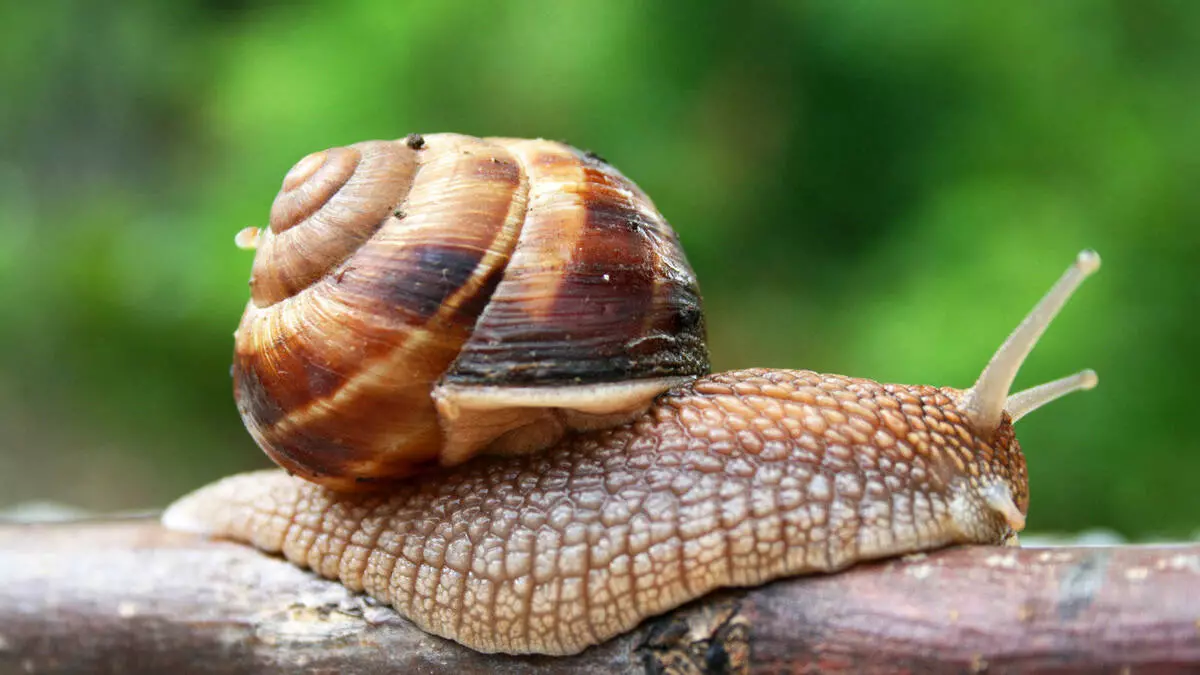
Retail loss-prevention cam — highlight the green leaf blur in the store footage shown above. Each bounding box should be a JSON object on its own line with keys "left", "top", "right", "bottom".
{"left": 1, "top": 0, "right": 1196, "bottom": 538}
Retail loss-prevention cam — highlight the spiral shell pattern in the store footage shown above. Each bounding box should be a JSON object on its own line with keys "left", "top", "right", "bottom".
{"left": 233, "top": 134, "right": 709, "bottom": 490}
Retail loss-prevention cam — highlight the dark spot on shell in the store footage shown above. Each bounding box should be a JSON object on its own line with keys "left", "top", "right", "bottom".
{"left": 413, "top": 246, "right": 484, "bottom": 318}
{"left": 233, "top": 360, "right": 287, "bottom": 427}
{"left": 393, "top": 209, "right": 406, "bottom": 219}
{"left": 267, "top": 431, "right": 361, "bottom": 480}
{"left": 450, "top": 257, "right": 506, "bottom": 324}
{"left": 405, "top": 133, "right": 426, "bottom": 150}
{"left": 583, "top": 149, "right": 609, "bottom": 165}
{"left": 343, "top": 245, "right": 485, "bottom": 320}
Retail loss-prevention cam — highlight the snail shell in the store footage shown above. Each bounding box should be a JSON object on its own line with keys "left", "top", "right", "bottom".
{"left": 234, "top": 134, "right": 709, "bottom": 491}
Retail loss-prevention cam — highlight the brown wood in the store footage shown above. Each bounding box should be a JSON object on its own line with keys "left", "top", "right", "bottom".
{"left": 0, "top": 520, "right": 1197, "bottom": 674}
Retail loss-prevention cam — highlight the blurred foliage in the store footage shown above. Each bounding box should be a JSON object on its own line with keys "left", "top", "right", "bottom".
{"left": 0, "top": 0, "right": 1196, "bottom": 538}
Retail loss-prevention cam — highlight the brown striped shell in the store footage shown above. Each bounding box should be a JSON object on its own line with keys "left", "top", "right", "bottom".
{"left": 233, "top": 134, "right": 709, "bottom": 491}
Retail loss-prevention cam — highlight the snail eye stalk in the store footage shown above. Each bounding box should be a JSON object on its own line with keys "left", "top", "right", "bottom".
{"left": 1005, "top": 369, "right": 1098, "bottom": 423}
{"left": 960, "top": 250, "right": 1100, "bottom": 436}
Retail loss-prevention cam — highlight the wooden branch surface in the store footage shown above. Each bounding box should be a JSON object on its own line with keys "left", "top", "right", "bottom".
{"left": 1, "top": 520, "right": 1197, "bottom": 674}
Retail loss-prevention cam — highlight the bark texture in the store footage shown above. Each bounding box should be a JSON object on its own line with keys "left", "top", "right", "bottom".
{"left": 1, "top": 520, "right": 1197, "bottom": 674}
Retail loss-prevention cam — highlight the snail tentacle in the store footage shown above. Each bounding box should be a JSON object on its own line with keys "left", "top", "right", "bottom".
{"left": 1006, "top": 369, "right": 1099, "bottom": 423}
{"left": 960, "top": 250, "right": 1100, "bottom": 437}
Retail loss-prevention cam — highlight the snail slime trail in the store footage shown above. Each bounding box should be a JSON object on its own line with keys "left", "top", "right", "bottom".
{"left": 164, "top": 133, "right": 1101, "bottom": 656}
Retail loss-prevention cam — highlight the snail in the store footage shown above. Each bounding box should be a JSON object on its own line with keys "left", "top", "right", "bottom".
{"left": 163, "top": 133, "right": 1101, "bottom": 656}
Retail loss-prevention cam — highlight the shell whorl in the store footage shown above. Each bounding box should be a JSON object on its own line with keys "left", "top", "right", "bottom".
{"left": 232, "top": 134, "right": 709, "bottom": 490}
{"left": 251, "top": 142, "right": 419, "bottom": 306}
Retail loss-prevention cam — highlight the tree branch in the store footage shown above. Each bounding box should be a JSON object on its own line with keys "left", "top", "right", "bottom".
{"left": 1, "top": 521, "right": 1197, "bottom": 674}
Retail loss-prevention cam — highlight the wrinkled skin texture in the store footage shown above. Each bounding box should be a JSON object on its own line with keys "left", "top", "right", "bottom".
{"left": 165, "top": 368, "right": 1028, "bottom": 655}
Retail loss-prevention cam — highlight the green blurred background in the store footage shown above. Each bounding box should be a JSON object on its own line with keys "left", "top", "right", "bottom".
{"left": 1, "top": 1, "right": 1196, "bottom": 538}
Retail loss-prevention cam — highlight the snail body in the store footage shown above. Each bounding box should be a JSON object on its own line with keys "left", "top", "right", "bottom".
{"left": 165, "top": 133, "right": 1101, "bottom": 655}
